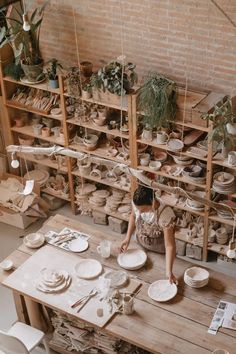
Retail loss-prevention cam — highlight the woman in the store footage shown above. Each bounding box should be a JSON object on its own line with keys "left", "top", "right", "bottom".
{"left": 120, "top": 185, "right": 177, "bottom": 284}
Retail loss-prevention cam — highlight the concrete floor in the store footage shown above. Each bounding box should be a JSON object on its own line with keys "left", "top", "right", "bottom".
{"left": 0, "top": 204, "right": 235, "bottom": 353}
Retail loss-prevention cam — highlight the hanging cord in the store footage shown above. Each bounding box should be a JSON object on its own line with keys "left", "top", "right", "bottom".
{"left": 210, "top": 0, "right": 236, "bottom": 29}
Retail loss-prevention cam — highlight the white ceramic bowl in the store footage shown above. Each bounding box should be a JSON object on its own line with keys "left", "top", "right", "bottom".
{"left": 25, "top": 233, "right": 44, "bottom": 245}
{"left": 0, "top": 259, "right": 14, "bottom": 271}
{"left": 149, "top": 161, "right": 161, "bottom": 171}
{"left": 184, "top": 267, "right": 209, "bottom": 287}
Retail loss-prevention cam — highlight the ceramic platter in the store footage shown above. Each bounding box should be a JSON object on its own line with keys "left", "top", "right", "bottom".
{"left": 117, "top": 248, "right": 147, "bottom": 270}
{"left": 36, "top": 269, "right": 71, "bottom": 293}
{"left": 75, "top": 259, "right": 103, "bottom": 279}
{"left": 68, "top": 239, "right": 89, "bottom": 253}
{"left": 148, "top": 280, "right": 177, "bottom": 302}
{"left": 104, "top": 270, "right": 128, "bottom": 288}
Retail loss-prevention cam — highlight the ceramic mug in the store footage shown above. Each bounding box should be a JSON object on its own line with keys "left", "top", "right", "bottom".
{"left": 228, "top": 151, "right": 236, "bottom": 166}
{"left": 156, "top": 131, "right": 168, "bottom": 144}
{"left": 97, "top": 240, "right": 111, "bottom": 258}
{"left": 123, "top": 295, "right": 134, "bottom": 315}
{"left": 140, "top": 153, "right": 150, "bottom": 166}
{"left": 170, "top": 129, "right": 181, "bottom": 139}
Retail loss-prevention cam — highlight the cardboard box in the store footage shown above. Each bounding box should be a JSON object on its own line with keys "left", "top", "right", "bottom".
{"left": 0, "top": 173, "right": 40, "bottom": 229}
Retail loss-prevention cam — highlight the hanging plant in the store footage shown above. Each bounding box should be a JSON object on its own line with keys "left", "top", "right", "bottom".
{"left": 201, "top": 96, "right": 236, "bottom": 147}
{"left": 137, "top": 73, "right": 177, "bottom": 129}
{"left": 89, "top": 61, "right": 138, "bottom": 96}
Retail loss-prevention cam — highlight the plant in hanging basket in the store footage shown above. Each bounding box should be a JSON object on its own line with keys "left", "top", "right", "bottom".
{"left": 201, "top": 96, "right": 236, "bottom": 154}
{"left": 44, "top": 58, "right": 63, "bottom": 88}
{"left": 89, "top": 60, "right": 138, "bottom": 97}
{"left": 0, "top": 1, "right": 48, "bottom": 81}
{"left": 137, "top": 72, "right": 177, "bottom": 129}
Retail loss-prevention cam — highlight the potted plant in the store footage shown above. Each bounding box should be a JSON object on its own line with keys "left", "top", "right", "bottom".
{"left": 137, "top": 73, "right": 177, "bottom": 129}
{"left": 80, "top": 61, "right": 93, "bottom": 78}
{"left": 0, "top": 2, "right": 47, "bottom": 82}
{"left": 81, "top": 81, "right": 92, "bottom": 99}
{"left": 45, "top": 58, "right": 63, "bottom": 88}
{"left": 89, "top": 60, "right": 138, "bottom": 105}
{"left": 66, "top": 67, "right": 81, "bottom": 97}
{"left": 201, "top": 96, "right": 236, "bottom": 156}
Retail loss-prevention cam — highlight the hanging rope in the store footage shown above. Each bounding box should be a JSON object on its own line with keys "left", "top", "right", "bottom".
{"left": 210, "top": 0, "right": 236, "bottom": 29}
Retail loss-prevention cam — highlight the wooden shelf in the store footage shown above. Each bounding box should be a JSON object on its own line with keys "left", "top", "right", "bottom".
{"left": 64, "top": 93, "right": 128, "bottom": 111}
{"left": 69, "top": 142, "right": 130, "bottom": 166}
{"left": 137, "top": 165, "right": 206, "bottom": 189}
{"left": 213, "top": 157, "right": 236, "bottom": 171}
{"left": 11, "top": 125, "right": 65, "bottom": 146}
{"left": 67, "top": 117, "right": 129, "bottom": 139}
{"left": 3, "top": 76, "right": 60, "bottom": 94}
{"left": 18, "top": 153, "right": 67, "bottom": 173}
{"left": 137, "top": 138, "right": 207, "bottom": 162}
{"left": 161, "top": 194, "right": 205, "bottom": 217}
{"left": 72, "top": 168, "right": 130, "bottom": 192}
{"left": 42, "top": 188, "right": 71, "bottom": 201}
{"left": 209, "top": 214, "right": 235, "bottom": 227}
{"left": 174, "top": 120, "right": 209, "bottom": 132}
{"left": 75, "top": 201, "right": 129, "bottom": 221}
{"left": 6, "top": 100, "right": 62, "bottom": 121}
{"left": 207, "top": 243, "right": 235, "bottom": 257}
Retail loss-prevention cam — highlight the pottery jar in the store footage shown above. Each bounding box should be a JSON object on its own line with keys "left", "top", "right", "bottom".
{"left": 141, "top": 128, "right": 153, "bottom": 141}
{"left": 51, "top": 126, "right": 61, "bottom": 138}
{"left": 42, "top": 127, "right": 51, "bottom": 138}
{"left": 122, "top": 295, "right": 134, "bottom": 315}
{"left": 170, "top": 129, "right": 182, "bottom": 139}
{"left": 33, "top": 124, "right": 43, "bottom": 136}
{"left": 227, "top": 151, "right": 236, "bottom": 166}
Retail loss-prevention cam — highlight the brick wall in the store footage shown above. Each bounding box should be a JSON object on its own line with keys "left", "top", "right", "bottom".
{"left": 32, "top": 0, "right": 236, "bottom": 95}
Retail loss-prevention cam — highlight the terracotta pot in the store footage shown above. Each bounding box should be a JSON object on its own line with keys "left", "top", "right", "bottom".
{"left": 42, "top": 127, "right": 51, "bottom": 138}
{"left": 21, "top": 59, "right": 44, "bottom": 82}
{"left": 14, "top": 117, "right": 24, "bottom": 127}
{"left": 80, "top": 61, "right": 93, "bottom": 77}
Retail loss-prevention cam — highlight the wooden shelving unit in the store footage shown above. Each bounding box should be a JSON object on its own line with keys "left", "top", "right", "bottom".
{"left": 0, "top": 45, "right": 233, "bottom": 261}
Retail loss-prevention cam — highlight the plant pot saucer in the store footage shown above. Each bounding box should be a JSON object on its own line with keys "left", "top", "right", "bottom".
{"left": 20, "top": 75, "right": 46, "bottom": 85}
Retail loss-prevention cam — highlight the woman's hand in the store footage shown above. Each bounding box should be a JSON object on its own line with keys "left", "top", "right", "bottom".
{"left": 120, "top": 237, "right": 130, "bottom": 253}
{"left": 168, "top": 273, "right": 177, "bottom": 285}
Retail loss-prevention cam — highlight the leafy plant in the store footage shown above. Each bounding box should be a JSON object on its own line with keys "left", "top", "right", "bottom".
{"left": 137, "top": 73, "right": 177, "bottom": 129}
{"left": 0, "top": 1, "right": 48, "bottom": 65}
{"left": 66, "top": 66, "right": 81, "bottom": 97}
{"left": 3, "top": 61, "right": 23, "bottom": 80}
{"left": 201, "top": 96, "right": 236, "bottom": 144}
{"left": 45, "top": 58, "right": 63, "bottom": 80}
{"left": 90, "top": 61, "right": 138, "bottom": 96}
{"left": 82, "top": 81, "right": 92, "bottom": 93}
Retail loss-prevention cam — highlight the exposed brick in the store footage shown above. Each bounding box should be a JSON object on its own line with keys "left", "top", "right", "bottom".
{"left": 31, "top": 0, "right": 236, "bottom": 96}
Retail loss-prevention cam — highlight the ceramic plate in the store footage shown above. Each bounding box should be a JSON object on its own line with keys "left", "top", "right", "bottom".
{"left": 68, "top": 239, "right": 89, "bottom": 253}
{"left": 167, "top": 139, "right": 184, "bottom": 152}
{"left": 148, "top": 280, "right": 177, "bottom": 302}
{"left": 104, "top": 270, "right": 128, "bottom": 288}
{"left": 75, "top": 259, "right": 103, "bottom": 279}
{"left": 20, "top": 76, "right": 46, "bottom": 85}
{"left": 117, "top": 248, "right": 147, "bottom": 270}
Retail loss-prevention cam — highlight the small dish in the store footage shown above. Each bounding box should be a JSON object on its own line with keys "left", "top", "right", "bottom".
{"left": 68, "top": 239, "right": 89, "bottom": 253}
{"left": 75, "top": 259, "right": 103, "bottom": 279}
{"left": 0, "top": 259, "right": 14, "bottom": 271}
{"left": 167, "top": 139, "right": 184, "bottom": 152}
{"left": 149, "top": 161, "right": 161, "bottom": 171}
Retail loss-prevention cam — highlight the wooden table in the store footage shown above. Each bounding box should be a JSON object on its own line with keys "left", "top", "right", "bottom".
{"left": 1, "top": 214, "right": 236, "bottom": 354}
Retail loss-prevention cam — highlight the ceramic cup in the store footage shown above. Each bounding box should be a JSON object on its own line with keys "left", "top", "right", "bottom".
{"left": 42, "top": 127, "right": 51, "bottom": 137}
{"left": 97, "top": 240, "right": 111, "bottom": 258}
{"left": 170, "top": 129, "right": 181, "bottom": 139}
{"left": 228, "top": 151, "right": 236, "bottom": 166}
{"left": 33, "top": 124, "right": 43, "bottom": 136}
{"left": 141, "top": 128, "right": 153, "bottom": 141}
{"left": 51, "top": 126, "right": 61, "bottom": 138}
{"left": 212, "top": 350, "right": 229, "bottom": 354}
{"left": 123, "top": 295, "right": 134, "bottom": 315}
{"left": 156, "top": 131, "right": 168, "bottom": 144}
{"left": 140, "top": 153, "right": 150, "bottom": 166}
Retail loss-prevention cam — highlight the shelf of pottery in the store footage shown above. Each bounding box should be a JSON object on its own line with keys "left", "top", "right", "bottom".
{"left": 132, "top": 91, "right": 236, "bottom": 261}
{"left": 0, "top": 67, "right": 133, "bottom": 221}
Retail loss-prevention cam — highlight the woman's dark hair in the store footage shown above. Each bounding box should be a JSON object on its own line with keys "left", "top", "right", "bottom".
{"left": 133, "top": 185, "right": 153, "bottom": 206}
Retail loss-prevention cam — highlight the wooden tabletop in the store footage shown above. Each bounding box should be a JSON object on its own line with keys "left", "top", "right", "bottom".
{"left": 1, "top": 214, "right": 236, "bottom": 354}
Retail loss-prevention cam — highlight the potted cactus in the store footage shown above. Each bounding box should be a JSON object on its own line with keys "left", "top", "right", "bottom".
{"left": 45, "top": 58, "right": 63, "bottom": 88}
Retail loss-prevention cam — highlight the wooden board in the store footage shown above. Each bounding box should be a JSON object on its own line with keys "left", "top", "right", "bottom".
{"left": 3, "top": 245, "right": 141, "bottom": 328}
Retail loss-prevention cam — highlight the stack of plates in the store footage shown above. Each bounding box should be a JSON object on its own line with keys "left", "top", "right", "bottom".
{"left": 104, "top": 270, "right": 128, "bottom": 288}
{"left": 172, "top": 156, "right": 193, "bottom": 166}
{"left": 213, "top": 172, "right": 235, "bottom": 194}
{"left": 36, "top": 268, "right": 71, "bottom": 293}
{"left": 105, "top": 190, "right": 125, "bottom": 213}
{"left": 117, "top": 248, "right": 147, "bottom": 270}
{"left": 75, "top": 259, "right": 102, "bottom": 279}
{"left": 216, "top": 227, "right": 228, "bottom": 245}
{"left": 217, "top": 208, "right": 233, "bottom": 219}
{"left": 23, "top": 233, "right": 45, "bottom": 249}
{"left": 24, "top": 170, "right": 49, "bottom": 187}
{"left": 89, "top": 189, "right": 110, "bottom": 207}
{"left": 184, "top": 267, "right": 209, "bottom": 288}
{"left": 167, "top": 139, "right": 184, "bottom": 152}
{"left": 186, "top": 191, "right": 205, "bottom": 211}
